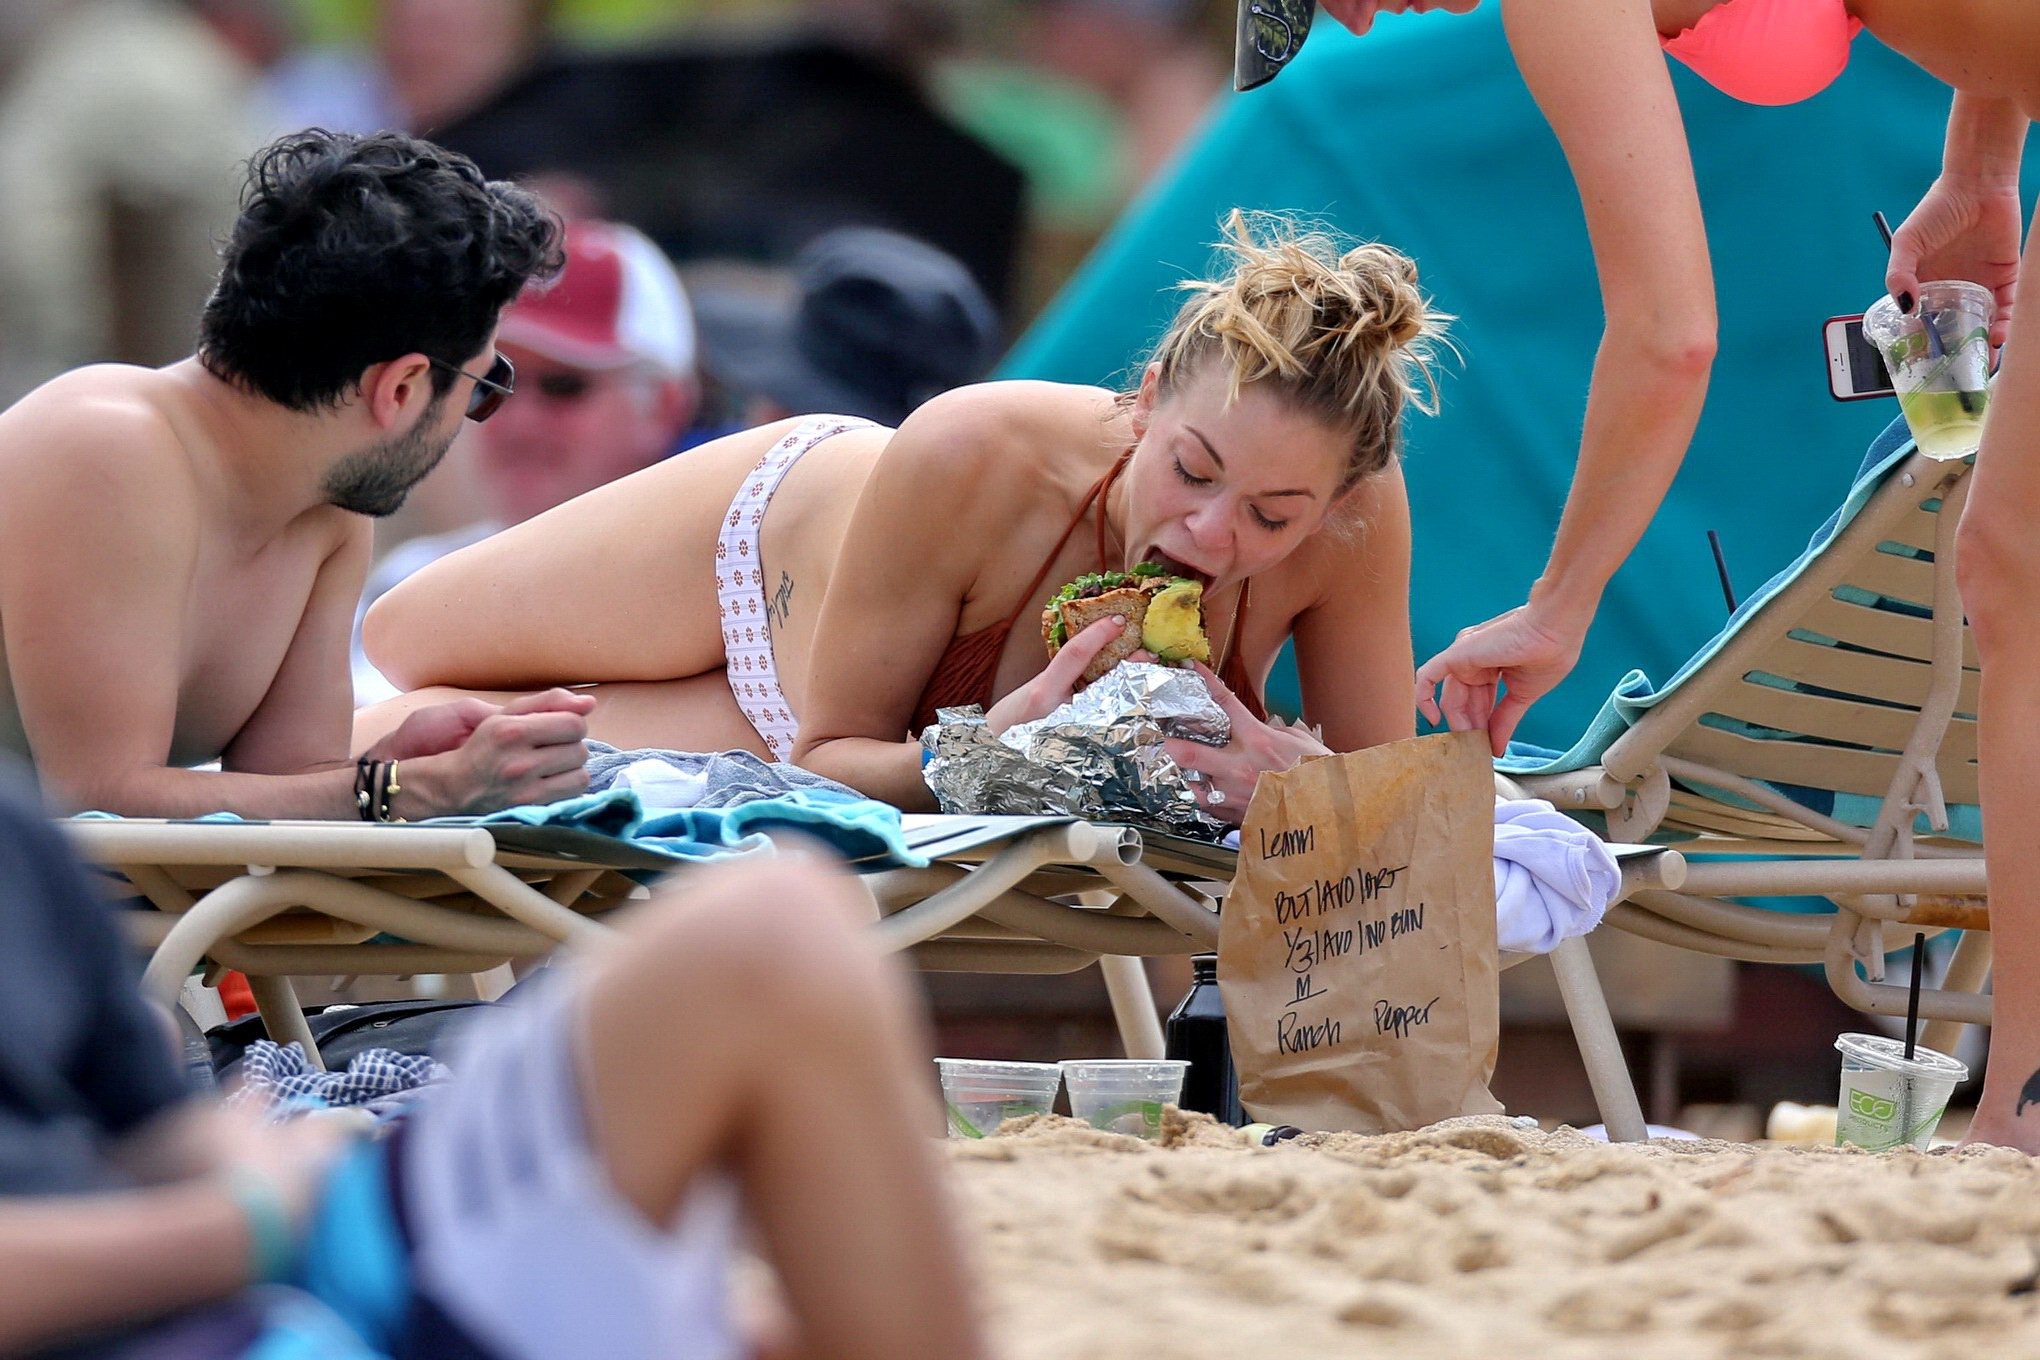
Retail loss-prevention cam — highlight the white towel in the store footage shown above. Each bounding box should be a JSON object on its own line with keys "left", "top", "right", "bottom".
{"left": 1493, "top": 798, "right": 1621, "bottom": 954}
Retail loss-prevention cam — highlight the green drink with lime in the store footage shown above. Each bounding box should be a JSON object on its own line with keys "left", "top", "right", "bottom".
{"left": 1864, "top": 281, "right": 1994, "bottom": 462}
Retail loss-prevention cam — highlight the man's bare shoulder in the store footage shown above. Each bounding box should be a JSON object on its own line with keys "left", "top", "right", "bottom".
{"left": 0, "top": 367, "right": 194, "bottom": 484}
{"left": 0, "top": 367, "right": 203, "bottom": 546}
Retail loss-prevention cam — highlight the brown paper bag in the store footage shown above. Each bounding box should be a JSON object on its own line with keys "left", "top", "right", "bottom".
{"left": 1218, "top": 730, "right": 1501, "bottom": 1133}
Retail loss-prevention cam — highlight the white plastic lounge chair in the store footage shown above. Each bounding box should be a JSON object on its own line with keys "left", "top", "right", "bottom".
{"left": 1501, "top": 418, "right": 1988, "bottom": 1059}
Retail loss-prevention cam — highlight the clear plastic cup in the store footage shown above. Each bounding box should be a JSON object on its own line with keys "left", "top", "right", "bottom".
{"left": 1833, "top": 1033, "right": 1969, "bottom": 1152}
{"left": 935, "top": 1059, "right": 1062, "bottom": 1139}
{"left": 1862, "top": 281, "right": 1994, "bottom": 461}
{"left": 1060, "top": 1059, "right": 1190, "bottom": 1140}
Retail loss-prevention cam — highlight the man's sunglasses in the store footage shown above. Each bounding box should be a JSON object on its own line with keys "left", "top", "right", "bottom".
{"left": 1235, "top": 0, "right": 1317, "bottom": 92}
{"left": 429, "top": 352, "right": 517, "bottom": 422}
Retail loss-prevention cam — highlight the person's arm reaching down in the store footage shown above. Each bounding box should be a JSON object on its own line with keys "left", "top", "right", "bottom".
{"left": 1409, "top": 0, "right": 1719, "bottom": 752}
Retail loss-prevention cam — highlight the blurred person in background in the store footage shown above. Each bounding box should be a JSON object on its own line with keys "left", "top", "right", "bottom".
{"left": 265, "top": 0, "right": 555, "bottom": 138}
{"left": 1024, "top": 0, "right": 1223, "bottom": 198}
{"left": 379, "top": 0, "right": 555, "bottom": 132}
{"left": 691, "top": 226, "right": 1002, "bottom": 432}
{"left": 0, "top": 0, "right": 260, "bottom": 407}
{"left": 931, "top": 0, "right": 1225, "bottom": 314}
{"left": 353, "top": 218, "right": 700, "bottom": 703}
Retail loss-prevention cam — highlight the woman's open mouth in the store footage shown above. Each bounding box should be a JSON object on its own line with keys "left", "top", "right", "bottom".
{"left": 1140, "top": 546, "right": 1214, "bottom": 591}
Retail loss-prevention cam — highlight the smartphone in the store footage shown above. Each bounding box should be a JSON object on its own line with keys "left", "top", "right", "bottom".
{"left": 1824, "top": 314, "right": 1894, "bottom": 402}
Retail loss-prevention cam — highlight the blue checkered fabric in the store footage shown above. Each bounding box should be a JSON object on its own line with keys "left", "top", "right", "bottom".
{"left": 227, "top": 1041, "right": 448, "bottom": 1123}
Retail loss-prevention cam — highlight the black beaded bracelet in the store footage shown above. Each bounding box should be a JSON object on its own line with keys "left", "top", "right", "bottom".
{"left": 353, "top": 756, "right": 378, "bottom": 822}
{"left": 377, "top": 760, "right": 405, "bottom": 824}
{"left": 354, "top": 757, "right": 406, "bottom": 823}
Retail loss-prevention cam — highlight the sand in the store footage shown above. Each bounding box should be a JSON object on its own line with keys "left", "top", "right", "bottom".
{"left": 948, "top": 1111, "right": 2040, "bottom": 1359}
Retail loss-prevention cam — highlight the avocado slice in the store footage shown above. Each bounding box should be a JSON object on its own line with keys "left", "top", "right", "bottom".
{"left": 1140, "top": 580, "right": 1211, "bottom": 665}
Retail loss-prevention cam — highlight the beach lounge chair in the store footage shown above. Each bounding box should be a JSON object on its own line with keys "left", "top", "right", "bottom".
{"left": 1500, "top": 417, "right": 1988, "bottom": 1059}
{"left": 70, "top": 808, "right": 1681, "bottom": 1140}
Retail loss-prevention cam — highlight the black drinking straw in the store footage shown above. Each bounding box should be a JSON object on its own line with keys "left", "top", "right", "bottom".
{"left": 1707, "top": 530, "right": 1738, "bottom": 615}
{"left": 1904, "top": 930, "right": 1926, "bottom": 1062}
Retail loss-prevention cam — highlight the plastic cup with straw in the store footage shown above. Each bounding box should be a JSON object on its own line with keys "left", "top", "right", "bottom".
{"left": 1834, "top": 933, "right": 1968, "bottom": 1151}
{"left": 1865, "top": 211, "right": 1992, "bottom": 459}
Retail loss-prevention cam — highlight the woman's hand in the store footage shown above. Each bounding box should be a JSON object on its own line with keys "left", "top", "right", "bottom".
{"left": 984, "top": 618, "right": 1141, "bottom": 736}
{"left": 1166, "top": 662, "right": 1332, "bottom": 825}
{"left": 1887, "top": 177, "right": 2025, "bottom": 348}
{"left": 1413, "top": 597, "right": 1589, "bottom": 757}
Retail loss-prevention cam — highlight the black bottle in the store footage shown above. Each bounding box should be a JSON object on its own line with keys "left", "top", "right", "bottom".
{"left": 1165, "top": 954, "right": 1243, "bottom": 1125}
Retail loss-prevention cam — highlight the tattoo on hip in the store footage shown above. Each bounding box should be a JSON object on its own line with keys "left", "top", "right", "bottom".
{"left": 769, "top": 571, "right": 795, "bottom": 629}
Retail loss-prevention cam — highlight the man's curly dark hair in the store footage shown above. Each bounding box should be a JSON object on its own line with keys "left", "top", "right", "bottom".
{"left": 200, "top": 129, "right": 564, "bottom": 412}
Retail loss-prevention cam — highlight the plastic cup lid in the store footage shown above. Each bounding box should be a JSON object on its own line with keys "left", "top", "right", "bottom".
{"left": 1834, "top": 1032, "right": 1969, "bottom": 1081}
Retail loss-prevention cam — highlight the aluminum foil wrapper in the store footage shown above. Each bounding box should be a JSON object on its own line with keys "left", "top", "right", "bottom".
{"left": 920, "top": 662, "right": 1231, "bottom": 839}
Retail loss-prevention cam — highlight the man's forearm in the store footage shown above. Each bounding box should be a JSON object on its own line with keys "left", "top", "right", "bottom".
{"left": 1531, "top": 323, "right": 1714, "bottom": 622}
{"left": 0, "top": 1181, "right": 253, "bottom": 1354}
{"left": 42, "top": 762, "right": 360, "bottom": 820}
{"left": 1942, "top": 91, "right": 2029, "bottom": 186}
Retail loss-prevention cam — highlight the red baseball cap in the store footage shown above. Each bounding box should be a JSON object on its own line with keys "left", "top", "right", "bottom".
{"left": 498, "top": 220, "right": 697, "bottom": 377}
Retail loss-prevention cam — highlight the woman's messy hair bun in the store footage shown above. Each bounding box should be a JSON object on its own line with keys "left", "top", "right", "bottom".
{"left": 1146, "top": 210, "right": 1451, "bottom": 489}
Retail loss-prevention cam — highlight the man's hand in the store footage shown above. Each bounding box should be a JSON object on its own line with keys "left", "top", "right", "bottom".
{"left": 985, "top": 618, "right": 1141, "bottom": 736}
{"left": 361, "top": 696, "right": 505, "bottom": 762}
{"left": 1887, "top": 177, "right": 2025, "bottom": 348}
{"left": 1415, "top": 599, "right": 1587, "bottom": 757}
{"left": 398, "top": 688, "right": 595, "bottom": 816}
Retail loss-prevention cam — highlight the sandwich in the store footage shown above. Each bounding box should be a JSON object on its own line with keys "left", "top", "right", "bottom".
{"left": 1041, "top": 561, "right": 1212, "bottom": 684}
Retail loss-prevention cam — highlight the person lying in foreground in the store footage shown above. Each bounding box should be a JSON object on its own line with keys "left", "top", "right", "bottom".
{"left": 0, "top": 768, "right": 985, "bottom": 1360}
{"left": 363, "top": 211, "right": 1445, "bottom": 823}
{"left": 0, "top": 126, "right": 591, "bottom": 820}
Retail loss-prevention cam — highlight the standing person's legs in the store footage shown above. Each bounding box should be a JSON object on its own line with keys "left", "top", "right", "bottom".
{"left": 1956, "top": 207, "right": 2040, "bottom": 1152}
{"left": 398, "top": 852, "right": 987, "bottom": 1360}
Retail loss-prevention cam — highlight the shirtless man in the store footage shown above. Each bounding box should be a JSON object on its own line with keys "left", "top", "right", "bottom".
{"left": 0, "top": 127, "right": 594, "bottom": 818}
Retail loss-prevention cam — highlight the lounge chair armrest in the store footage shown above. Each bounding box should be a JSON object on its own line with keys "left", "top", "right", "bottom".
{"left": 1615, "top": 846, "right": 1686, "bottom": 900}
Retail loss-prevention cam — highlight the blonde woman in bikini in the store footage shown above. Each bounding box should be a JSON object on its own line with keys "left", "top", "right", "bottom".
{"left": 362, "top": 213, "right": 1445, "bottom": 819}
{"left": 1323, "top": 1, "right": 2040, "bottom": 1147}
